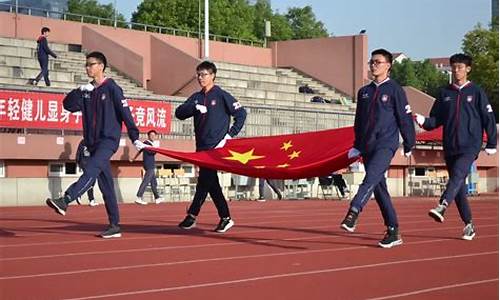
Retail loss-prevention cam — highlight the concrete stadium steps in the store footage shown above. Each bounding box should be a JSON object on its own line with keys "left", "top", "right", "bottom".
{"left": 0, "top": 36, "right": 69, "bottom": 52}
{"left": 0, "top": 37, "right": 155, "bottom": 97}
{"left": 215, "top": 61, "right": 351, "bottom": 107}
{"left": 236, "top": 96, "right": 352, "bottom": 112}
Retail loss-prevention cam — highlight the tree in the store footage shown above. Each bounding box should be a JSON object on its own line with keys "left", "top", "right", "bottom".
{"left": 391, "top": 59, "right": 448, "bottom": 98}
{"left": 285, "top": 6, "right": 329, "bottom": 40}
{"left": 67, "top": 0, "right": 126, "bottom": 27}
{"left": 131, "top": 1, "right": 328, "bottom": 42}
{"left": 462, "top": 19, "right": 499, "bottom": 120}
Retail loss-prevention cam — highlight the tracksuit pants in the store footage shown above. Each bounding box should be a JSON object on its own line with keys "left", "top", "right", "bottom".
{"left": 349, "top": 148, "right": 398, "bottom": 228}
{"left": 188, "top": 167, "right": 230, "bottom": 219}
{"left": 440, "top": 153, "right": 476, "bottom": 224}
{"left": 65, "top": 147, "right": 120, "bottom": 225}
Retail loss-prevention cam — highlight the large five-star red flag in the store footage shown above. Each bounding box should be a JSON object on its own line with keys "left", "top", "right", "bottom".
{"left": 150, "top": 126, "right": 358, "bottom": 179}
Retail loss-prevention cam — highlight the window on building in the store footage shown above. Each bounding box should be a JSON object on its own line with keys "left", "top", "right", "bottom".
{"left": 49, "top": 162, "right": 82, "bottom": 177}
{"left": 0, "top": 161, "right": 5, "bottom": 178}
{"left": 414, "top": 167, "right": 426, "bottom": 176}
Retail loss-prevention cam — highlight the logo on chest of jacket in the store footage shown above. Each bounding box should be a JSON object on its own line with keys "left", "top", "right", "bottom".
{"left": 466, "top": 95, "right": 473, "bottom": 103}
{"left": 381, "top": 94, "right": 389, "bottom": 102}
{"left": 101, "top": 94, "right": 106, "bottom": 101}
{"left": 443, "top": 96, "right": 451, "bottom": 102}
{"left": 210, "top": 99, "right": 216, "bottom": 106}
{"left": 361, "top": 93, "right": 369, "bottom": 99}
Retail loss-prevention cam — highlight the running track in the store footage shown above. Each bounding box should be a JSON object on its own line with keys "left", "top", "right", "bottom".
{"left": 0, "top": 195, "right": 498, "bottom": 299}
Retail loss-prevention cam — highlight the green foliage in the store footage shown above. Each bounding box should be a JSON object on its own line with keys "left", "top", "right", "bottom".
{"left": 131, "top": 0, "right": 328, "bottom": 42}
{"left": 67, "top": 0, "right": 126, "bottom": 27}
{"left": 285, "top": 6, "right": 329, "bottom": 40}
{"left": 462, "top": 19, "right": 499, "bottom": 120}
{"left": 391, "top": 59, "right": 448, "bottom": 98}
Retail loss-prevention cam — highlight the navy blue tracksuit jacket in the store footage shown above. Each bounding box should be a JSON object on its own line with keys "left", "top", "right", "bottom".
{"left": 141, "top": 140, "right": 156, "bottom": 170}
{"left": 423, "top": 82, "right": 497, "bottom": 156}
{"left": 64, "top": 78, "right": 139, "bottom": 152}
{"left": 354, "top": 79, "right": 416, "bottom": 155}
{"left": 175, "top": 85, "right": 247, "bottom": 151}
{"left": 37, "top": 36, "right": 57, "bottom": 61}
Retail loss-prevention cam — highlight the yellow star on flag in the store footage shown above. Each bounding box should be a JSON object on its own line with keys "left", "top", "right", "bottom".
{"left": 281, "top": 140, "right": 293, "bottom": 151}
{"left": 277, "top": 163, "right": 290, "bottom": 168}
{"left": 288, "top": 150, "right": 301, "bottom": 160}
{"left": 223, "top": 148, "right": 265, "bottom": 165}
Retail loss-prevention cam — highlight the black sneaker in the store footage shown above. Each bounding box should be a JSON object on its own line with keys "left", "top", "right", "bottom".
{"left": 100, "top": 224, "right": 121, "bottom": 239}
{"left": 429, "top": 203, "right": 447, "bottom": 223}
{"left": 179, "top": 215, "right": 196, "bottom": 229}
{"left": 378, "top": 227, "right": 403, "bottom": 248}
{"left": 340, "top": 209, "right": 358, "bottom": 232}
{"left": 214, "top": 217, "right": 234, "bottom": 233}
{"left": 277, "top": 191, "right": 283, "bottom": 200}
{"left": 75, "top": 197, "right": 82, "bottom": 205}
{"left": 46, "top": 197, "right": 68, "bottom": 216}
{"left": 462, "top": 223, "right": 476, "bottom": 241}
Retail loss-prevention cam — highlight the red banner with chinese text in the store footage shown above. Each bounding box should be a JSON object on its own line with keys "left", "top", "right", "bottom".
{"left": 0, "top": 90, "right": 171, "bottom": 133}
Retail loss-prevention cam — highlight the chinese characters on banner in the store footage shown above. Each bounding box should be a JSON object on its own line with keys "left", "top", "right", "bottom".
{"left": 0, "top": 90, "right": 171, "bottom": 134}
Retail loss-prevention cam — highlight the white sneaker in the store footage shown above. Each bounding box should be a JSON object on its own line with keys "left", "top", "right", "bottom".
{"left": 135, "top": 197, "right": 148, "bottom": 205}
{"left": 89, "top": 200, "right": 99, "bottom": 207}
{"left": 155, "top": 197, "right": 164, "bottom": 204}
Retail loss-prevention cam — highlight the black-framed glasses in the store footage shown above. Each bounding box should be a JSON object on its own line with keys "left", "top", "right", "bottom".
{"left": 368, "top": 60, "right": 388, "bottom": 66}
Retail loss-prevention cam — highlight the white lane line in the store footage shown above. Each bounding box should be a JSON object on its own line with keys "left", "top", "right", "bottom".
{"left": 365, "top": 278, "right": 499, "bottom": 300}
{"left": 59, "top": 251, "right": 498, "bottom": 300}
{"left": 1, "top": 233, "right": 497, "bottom": 280}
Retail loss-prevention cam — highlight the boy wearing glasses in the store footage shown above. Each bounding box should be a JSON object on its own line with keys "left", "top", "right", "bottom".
{"left": 46, "top": 51, "right": 147, "bottom": 238}
{"left": 175, "top": 61, "right": 247, "bottom": 233}
{"left": 415, "top": 53, "right": 497, "bottom": 240}
{"left": 341, "top": 49, "right": 416, "bottom": 248}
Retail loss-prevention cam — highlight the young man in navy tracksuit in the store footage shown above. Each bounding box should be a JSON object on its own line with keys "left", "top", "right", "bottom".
{"left": 131, "top": 129, "right": 164, "bottom": 205}
{"left": 46, "top": 51, "right": 146, "bottom": 238}
{"left": 415, "top": 53, "right": 497, "bottom": 240}
{"left": 341, "top": 49, "right": 416, "bottom": 248}
{"left": 30, "top": 27, "right": 57, "bottom": 86}
{"left": 176, "top": 61, "right": 247, "bottom": 233}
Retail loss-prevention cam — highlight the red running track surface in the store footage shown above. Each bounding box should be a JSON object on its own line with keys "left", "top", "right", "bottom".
{"left": 0, "top": 196, "right": 498, "bottom": 300}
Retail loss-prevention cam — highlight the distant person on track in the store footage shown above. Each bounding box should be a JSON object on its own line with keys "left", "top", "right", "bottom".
{"left": 414, "top": 53, "right": 497, "bottom": 240}
{"left": 175, "top": 60, "right": 247, "bottom": 233}
{"left": 341, "top": 48, "right": 416, "bottom": 248}
{"left": 130, "top": 129, "right": 164, "bottom": 205}
{"left": 29, "top": 27, "right": 57, "bottom": 86}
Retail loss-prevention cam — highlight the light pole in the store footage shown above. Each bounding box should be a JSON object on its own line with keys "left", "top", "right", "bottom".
{"left": 204, "top": 0, "right": 209, "bottom": 59}
{"left": 113, "top": 0, "right": 117, "bottom": 28}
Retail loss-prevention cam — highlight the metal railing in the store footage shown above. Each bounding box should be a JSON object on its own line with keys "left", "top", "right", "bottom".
{"left": 0, "top": 3, "right": 265, "bottom": 47}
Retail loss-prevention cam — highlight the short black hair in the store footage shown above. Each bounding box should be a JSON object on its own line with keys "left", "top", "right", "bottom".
{"left": 147, "top": 129, "right": 157, "bottom": 136}
{"left": 41, "top": 27, "right": 50, "bottom": 34}
{"left": 196, "top": 60, "right": 217, "bottom": 75}
{"left": 371, "top": 48, "right": 393, "bottom": 64}
{"left": 450, "top": 53, "right": 472, "bottom": 67}
{"left": 86, "top": 51, "right": 107, "bottom": 71}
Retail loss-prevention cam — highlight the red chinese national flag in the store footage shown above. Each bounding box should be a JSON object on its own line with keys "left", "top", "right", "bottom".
{"left": 150, "top": 126, "right": 358, "bottom": 179}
